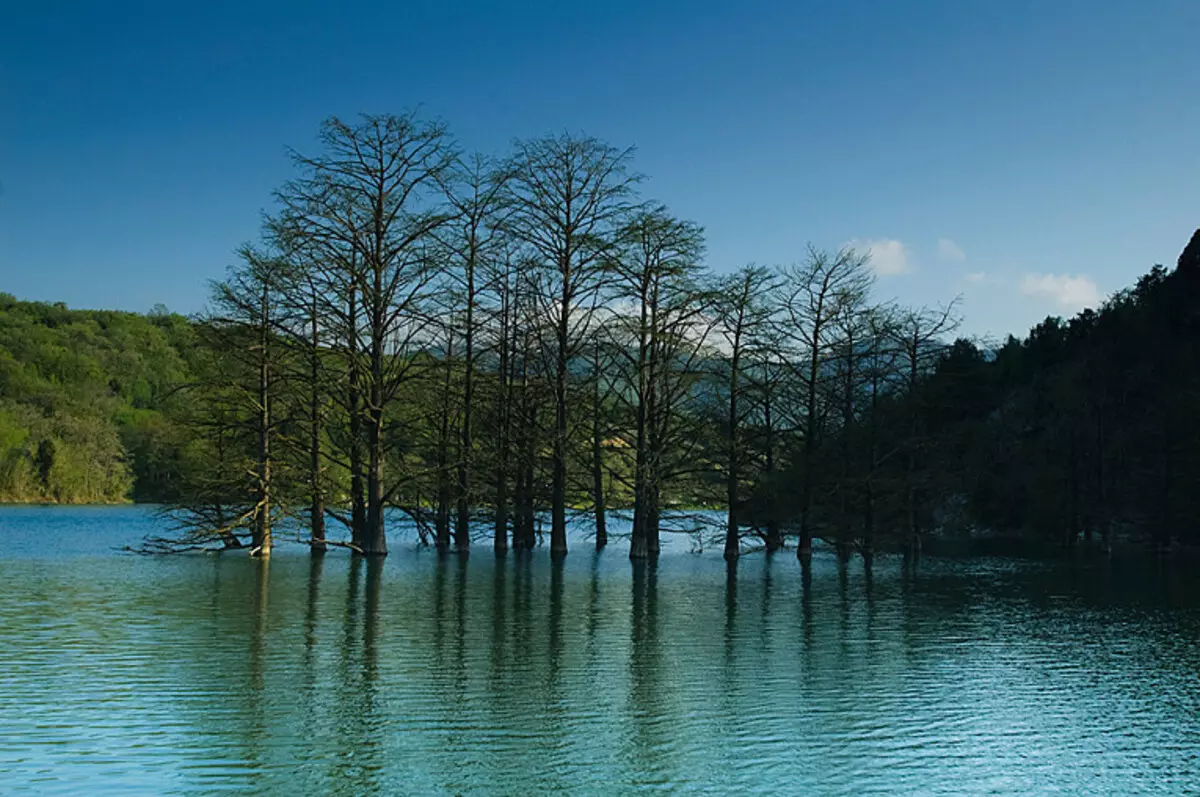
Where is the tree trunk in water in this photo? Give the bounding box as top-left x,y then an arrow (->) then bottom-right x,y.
521,451 -> 536,550
550,270 -> 569,557
550,404 -> 567,556
632,290 -> 655,562
347,285 -> 366,551
724,328 -> 742,562
863,345 -> 879,564
494,477 -> 509,553
252,283 -> 272,558
514,378 -> 537,551
364,405 -> 387,556
904,340 -> 920,559
364,312 -> 387,557
455,254 -> 475,555
436,339 -> 454,552
799,316 -> 824,560
862,480 -> 875,562
494,279 -> 513,555
436,460 -> 452,552
592,427 -> 607,550
647,482 -> 661,556
630,484 -> 649,559
513,456 -> 529,551
591,346 -> 607,550
630,401 -> 649,560
310,498 -> 326,554
764,387 -> 782,553
835,539 -> 853,564
839,331 -> 855,558
309,294 -> 326,555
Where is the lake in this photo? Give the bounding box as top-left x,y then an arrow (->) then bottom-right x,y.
0,506 -> 1197,795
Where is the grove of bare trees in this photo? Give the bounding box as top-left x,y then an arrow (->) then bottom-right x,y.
164,110 -> 977,564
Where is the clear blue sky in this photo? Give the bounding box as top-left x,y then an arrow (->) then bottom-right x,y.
1,0 -> 1197,339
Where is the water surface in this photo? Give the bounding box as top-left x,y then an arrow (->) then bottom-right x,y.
0,506 -> 1197,794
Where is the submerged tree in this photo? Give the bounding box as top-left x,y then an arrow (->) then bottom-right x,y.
776,246 -> 872,559
610,208 -> 710,559
504,133 -> 640,556
714,265 -> 779,560
277,112 -> 457,556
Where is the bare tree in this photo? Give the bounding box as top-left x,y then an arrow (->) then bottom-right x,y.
276,113 -> 457,556
439,154 -> 511,554
777,246 -> 873,559
890,300 -> 961,555
504,133 -> 640,556
610,208 -> 710,559
194,246 -> 292,556
714,265 -> 779,560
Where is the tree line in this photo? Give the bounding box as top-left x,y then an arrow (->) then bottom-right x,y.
4,110 -> 1197,562
156,112 -> 972,561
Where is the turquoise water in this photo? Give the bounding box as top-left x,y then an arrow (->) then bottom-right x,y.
0,506 -> 1197,795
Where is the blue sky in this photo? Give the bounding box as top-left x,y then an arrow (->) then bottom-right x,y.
1,0 -> 1197,340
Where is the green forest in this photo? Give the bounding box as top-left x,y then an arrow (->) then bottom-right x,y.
2,113 -> 1197,561
0,297 -> 196,504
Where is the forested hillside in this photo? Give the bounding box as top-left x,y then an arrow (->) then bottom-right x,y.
0,296 -> 195,503
895,229 -> 1200,551
787,229 -> 1200,555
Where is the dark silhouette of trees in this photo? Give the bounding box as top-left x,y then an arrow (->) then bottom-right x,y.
713,265 -> 778,561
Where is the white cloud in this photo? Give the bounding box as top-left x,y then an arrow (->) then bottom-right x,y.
850,238 -> 911,276
1020,273 -> 1101,311
964,271 -> 986,284
938,238 -> 966,261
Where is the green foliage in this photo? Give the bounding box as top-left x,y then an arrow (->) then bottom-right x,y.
0,297 -> 194,503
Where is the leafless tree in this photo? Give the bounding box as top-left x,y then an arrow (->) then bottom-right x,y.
503,133 -> 640,556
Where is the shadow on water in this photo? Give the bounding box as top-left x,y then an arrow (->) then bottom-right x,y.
724,558 -> 737,660
453,555 -> 470,705
327,555 -> 384,794
800,555 -> 813,646
246,559 -> 270,773
627,557 -> 665,785
488,550 -> 507,688
549,555 -> 565,681
586,548 -> 603,652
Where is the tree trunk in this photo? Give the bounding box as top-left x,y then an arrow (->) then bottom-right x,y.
632,285 -> 655,561
365,404 -> 387,556
309,291 -> 326,554
763,381 -> 782,553
591,349 -> 607,550
549,245 -> 571,557
799,314 -> 824,559
455,246 -> 476,554
435,343 -> 453,552
862,334 -> 879,563
904,340 -> 919,558
347,284 -> 367,551
493,283 -> 512,554
252,282 -> 272,558
724,318 -> 743,562
363,308 -> 387,556
646,480 -> 661,556
514,352 -> 536,551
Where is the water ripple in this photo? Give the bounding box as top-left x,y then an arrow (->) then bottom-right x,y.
0,508 -> 1197,794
